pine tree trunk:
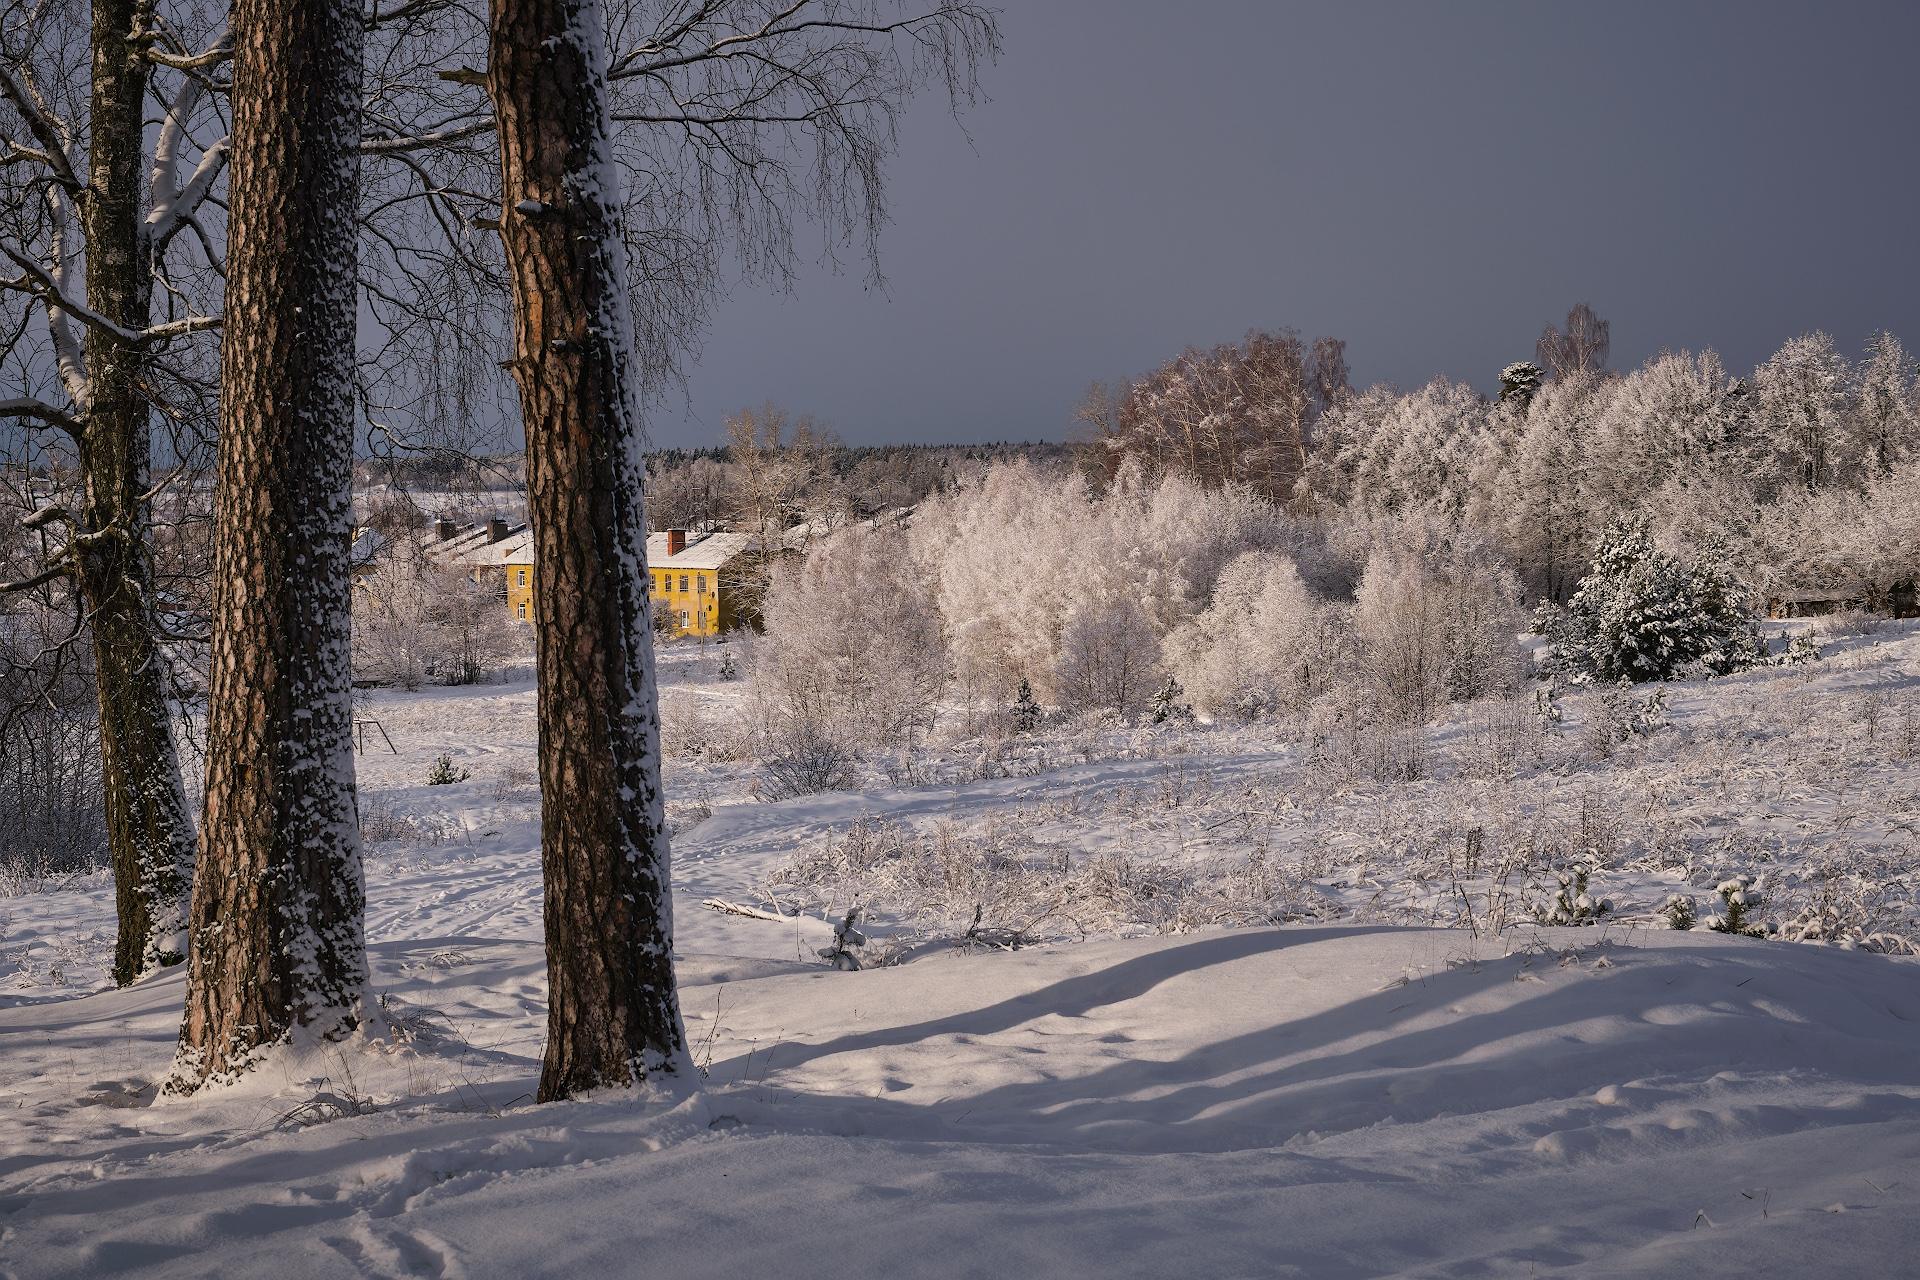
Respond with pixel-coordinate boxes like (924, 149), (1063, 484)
(171, 0), (368, 1090)
(488, 0), (690, 1101)
(79, 0), (197, 986)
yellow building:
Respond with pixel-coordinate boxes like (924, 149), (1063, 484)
(495, 528), (757, 637)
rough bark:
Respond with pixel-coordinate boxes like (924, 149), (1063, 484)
(78, 0), (197, 986)
(171, 0), (368, 1090)
(488, 0), (690, 1100)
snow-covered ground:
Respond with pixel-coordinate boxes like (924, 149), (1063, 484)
(6, 628), (1920, 1277)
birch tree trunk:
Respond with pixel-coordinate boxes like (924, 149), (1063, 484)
(488, 0), (690, 1101)
(171, 0), (368, 1090)
(79, 0), (198, 986)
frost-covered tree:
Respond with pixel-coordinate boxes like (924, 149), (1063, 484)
(1750, 333), (1855, 494)
(353, 551), (518, 688)
(1853, 331), (1919, 476)
(173, 0), (368, 1091)
(911, 459), (1097, 702)
(914, 461), (1289, 708)
(1298, 382), (1399, 510)
(1080, 328), (1348, 500)
(353, 556), (439, 690)
(1586, 350), (1739, 516)
(1481, 373), (1600, 602)
(1351, 523), (1527, 723)
(1751, 460), (1920, 607)
(1305, 379), (1494, 516)
(1055, 590), (1162, 716)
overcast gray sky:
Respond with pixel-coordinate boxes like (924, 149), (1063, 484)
(647, 0), (1920, 449)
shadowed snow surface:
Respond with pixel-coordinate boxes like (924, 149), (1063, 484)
(8, 928), (1920, 1277)
(6, 641), (1920, 1276)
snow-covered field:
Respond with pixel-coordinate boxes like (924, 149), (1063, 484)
(6, 628), (1920, 1278)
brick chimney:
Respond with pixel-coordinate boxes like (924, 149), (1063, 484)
(666, 528), (687, 556)
(487, 517), (507, 543)
(434, 518), (456, 541)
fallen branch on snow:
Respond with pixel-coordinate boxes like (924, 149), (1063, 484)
(699, 898), (792, 924)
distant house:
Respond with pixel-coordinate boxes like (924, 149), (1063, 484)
(349, 516), (527, 587)
(430, 517), (525, 585)
(439, 519), (529, 599)
(498, 527), (762, 636)
(1766, 581), (1919, 620)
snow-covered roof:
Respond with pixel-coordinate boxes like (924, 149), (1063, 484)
(349, 527), (390, 568)
(647, 530), (754, 571)
(427, 525), (500, 561)
(451, 527), (533, 567)
(779, 506), (915, 547)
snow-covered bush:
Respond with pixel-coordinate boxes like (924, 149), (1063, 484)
(660, 695), (746, 762)
(1304, 682), (1429, 784)
(491, 764), (538, 801)
(768, 812), (1327, 946)
(1772, 855), (1920, 954)
(1534, 862), (1612, 926)
(1582, 682), (1670, 760)
(1010, 677), (1041, 732)
(1149, 675), (1192, 724)
(1708, 875), (1767, 938)
(1661, 894), (1698, 930)
(755, 714), (858, 799)
(1776, 633), (1822, 667)
(1815, 610), (1883, 639)
(816, 906), (868, 970)
(1455, 694), (1547, 781)
(1544, 521), (1765, 683)
(425, 754), (470, 786)
(1164, 550), (1323, 722)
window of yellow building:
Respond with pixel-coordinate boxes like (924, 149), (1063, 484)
(678, 574), (689, 592)
(516, 568), (527, 586)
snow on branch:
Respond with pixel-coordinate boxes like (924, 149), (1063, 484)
(359, 119), (496, 156)
(147, 74), (230, 244)
(0, 396), (82, 435)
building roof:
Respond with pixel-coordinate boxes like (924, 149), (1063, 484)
(647, 530), (754, 571)
(488, 528), (759, 572)
(452, 527), (533, 567)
